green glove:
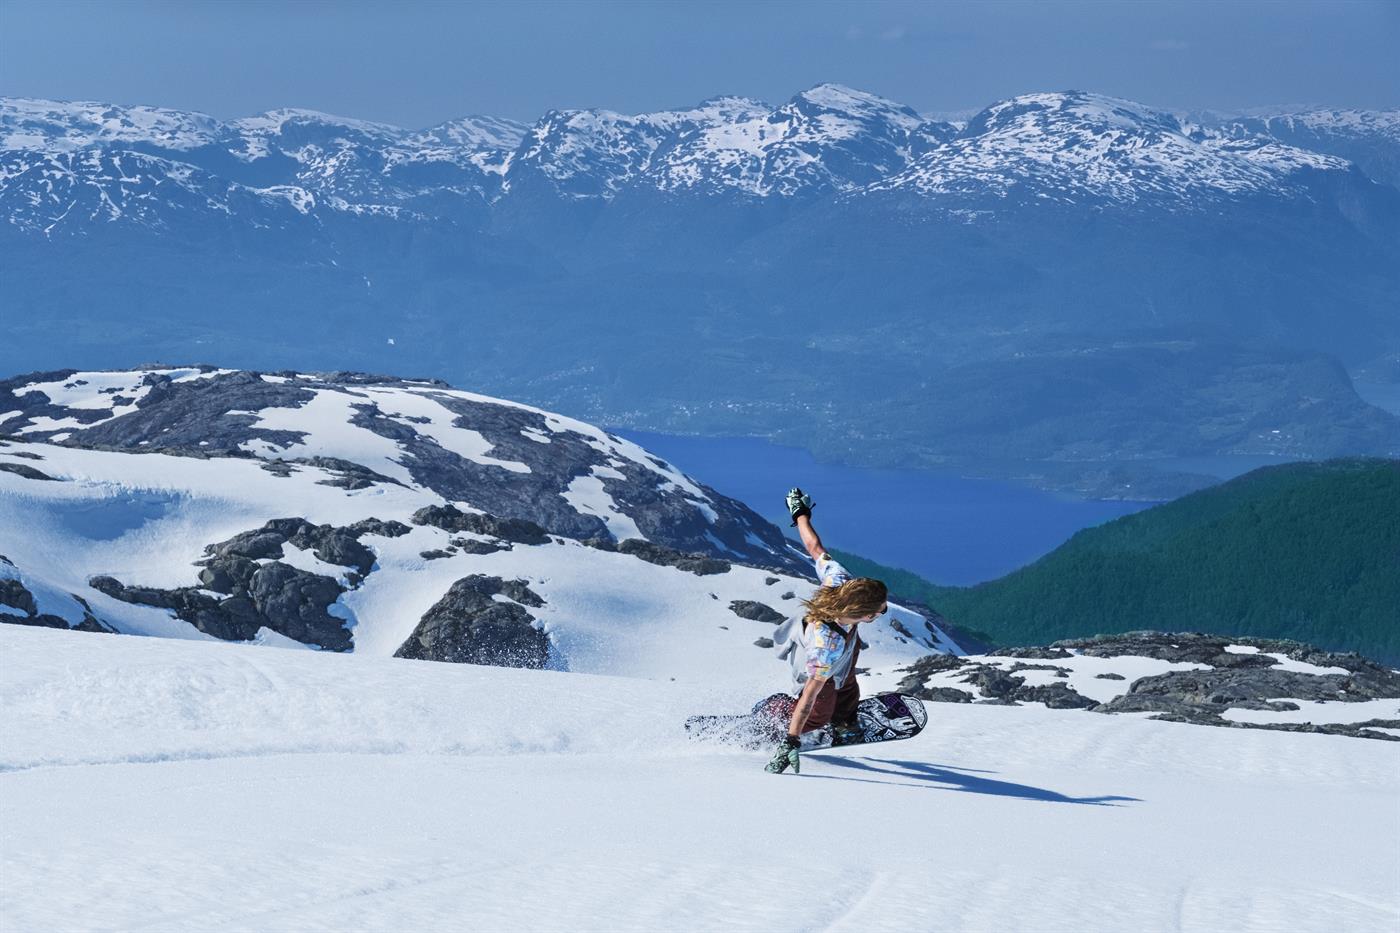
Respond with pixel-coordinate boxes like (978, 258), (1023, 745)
(785, 487), (814, 527)
(764, 735), (801, 774)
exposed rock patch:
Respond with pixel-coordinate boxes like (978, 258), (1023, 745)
(1, 368), (808, 573)
(0, 578), (115, 633)
(899, 631), (1400, 740)
(989, 646), (1073, 660)
(411, 504), (550, 546)
(394, 575), (550, 667)
(80, 516), (409, 650)
(728, 600), (785, 624)
(618, 539), (730, 576)
(0, 462), (60, 481)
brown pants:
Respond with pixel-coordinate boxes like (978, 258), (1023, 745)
(805, 676), (861, 731)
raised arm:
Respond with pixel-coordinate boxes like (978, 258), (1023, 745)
(794, 512), (828, 562)
(786, 487), (829, 561)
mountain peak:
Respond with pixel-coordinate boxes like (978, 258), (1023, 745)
(970, 90), (1183, 137)
(231, 108), (408, 139)
(792, 83), (923, 128)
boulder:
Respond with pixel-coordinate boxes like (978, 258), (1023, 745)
(618, 539), (730, 576)
(728, 600), (785, 624)
(411, 504), (550, 546)
(394, 575), (550, 668)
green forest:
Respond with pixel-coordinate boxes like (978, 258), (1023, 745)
(835, 458), (1400, 664)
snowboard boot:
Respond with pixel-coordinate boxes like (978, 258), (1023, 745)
(831, 720), (864, 746)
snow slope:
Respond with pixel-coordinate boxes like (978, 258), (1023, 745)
(0, 367), (961, 673)
(3, 624), (1396, 932)
(868, 91), (1353, 208)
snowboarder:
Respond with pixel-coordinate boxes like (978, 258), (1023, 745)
(765, 487), (888, 774)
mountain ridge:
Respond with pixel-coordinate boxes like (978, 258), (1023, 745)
(5, 86), (1399, 498)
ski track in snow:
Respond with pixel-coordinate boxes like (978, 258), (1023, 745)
(2, 626), (1397, 933)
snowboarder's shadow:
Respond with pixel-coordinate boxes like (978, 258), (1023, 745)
(804, 755), (1140, 806)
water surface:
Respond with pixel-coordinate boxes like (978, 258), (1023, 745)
(615, 431), (1154, 586)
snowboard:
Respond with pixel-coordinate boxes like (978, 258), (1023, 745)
(685, 691), (927, 751)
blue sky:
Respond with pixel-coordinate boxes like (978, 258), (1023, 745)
(2, 0), (1397, 127)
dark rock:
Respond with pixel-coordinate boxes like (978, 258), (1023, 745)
(299, 529), (375, 575)
(246, 563), (350, 650)
(895, 654), (967, 698)
(1116, 666), (1400, 706)
(92, 550), (353, 650)
(1047, 631), (1346, 671)
(300, 456), (403, 490)
(780, 591), (796, 600)
(617, 539), (730, 576)
(961, 666), (1026, 700)
(452, 537), (512, 555)
(394, 575), (550, 667)
(1095, 672), (1127, 680)
(260, 460), (295, 477)
(989, 646), (1073, 660)
(0, 575), (116, 634)
(1018, 683), (1097, 709)
(753, 637), (775, 648)
(412, 504), (550, 546)
(346, 518), (412, 539)
(728, 600), (785, 624)
(0, 462), (60, 481)
(764, 577), (779, 585)
(889, 618), (916, 642)
(197, 556), (258, 594)
(1007, 662), (1073, 677)
(582, 537), (617, 551)
(420, 549), (452, 561)
(1, 579), (38, 615)
(917, 687), (977, 703)
(211, 530), (286, 561)
(2, 450), (44, 460)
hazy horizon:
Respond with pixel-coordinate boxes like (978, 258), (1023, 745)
(2, 0), (1396, 130)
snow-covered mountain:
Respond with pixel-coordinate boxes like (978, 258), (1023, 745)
(866, 91), (1355, 208)
(4, 87), (1399, 500)
(0, 366), (966, 671)
(503, 96), (772, 200)
(647, 85), (942, 198)
(1194, 106), (1400, 189)
(7, 86), (1390, 230)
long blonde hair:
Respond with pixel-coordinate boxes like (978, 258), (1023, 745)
(802, 577), (888, 625)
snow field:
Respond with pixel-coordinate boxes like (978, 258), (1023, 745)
(0, 438), (942, 683)
(3, 625), (1397, 933)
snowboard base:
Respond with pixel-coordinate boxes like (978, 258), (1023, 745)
(685, 692), (927, 751)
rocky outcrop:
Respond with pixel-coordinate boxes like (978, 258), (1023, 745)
(989, 646), (1072, 660)
(411, 504), (550, 546)
(92, 566), (350, 649)
(899, 631), (1400, 740)
(1052, 631), (1366, 672)
(0, 462), (60, 481)
(616, 539), (730, 576)
(728, 600), (784, 624)
(394, 575), (550, 667)
(83, 516), (409, 650)
(0, 369), (809, 573)
(0, 575), (114, 633)
(206, 517), (396, 576)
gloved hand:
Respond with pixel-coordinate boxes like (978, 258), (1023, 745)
(764, 735), (802, 774)
(785, 487), (814, 526)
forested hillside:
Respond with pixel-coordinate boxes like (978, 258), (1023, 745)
(835, 459), (1400, 663)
